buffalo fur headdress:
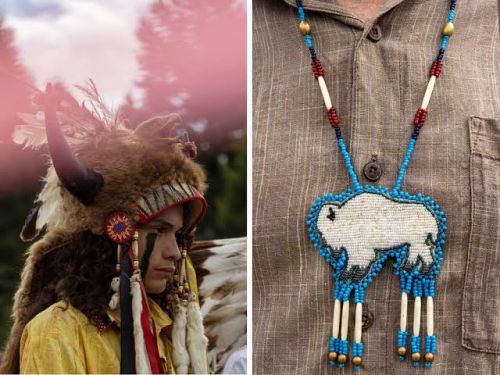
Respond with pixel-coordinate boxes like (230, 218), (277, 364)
(1, 81), (209, 374)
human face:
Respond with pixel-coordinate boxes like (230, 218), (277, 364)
(138, 205), (183, 294)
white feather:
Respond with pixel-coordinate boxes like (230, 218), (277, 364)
(190, 237), (247, 373)
(12, 81), (129, 153)
(12, 122), (47, 149)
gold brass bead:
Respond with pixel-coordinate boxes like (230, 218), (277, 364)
(299, 20), (311, 35)
(425, 353), (435, 362)
(412, 352), (421, 361)
(398, 347), (407, 356)
(443, 22), (454, 36)
(328, 352), (338, 361)
(352, 356), (362, 366)
(337, 354), (347, 364)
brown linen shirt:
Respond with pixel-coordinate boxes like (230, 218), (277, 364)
(252, 0), (500, 374)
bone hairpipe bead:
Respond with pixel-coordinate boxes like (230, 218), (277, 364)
(354, 302), (362, 343)
(340, 300), (350, 340)
(427, 296), (434, 336)
(421, 76), (436, 110)
(400, 292), (408, 332)
(317, 76), (333, 110)
(413, 296), (421, 336)
(332, 299), (341, 338)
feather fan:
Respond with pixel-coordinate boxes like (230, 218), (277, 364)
(189, 237), (247, 373)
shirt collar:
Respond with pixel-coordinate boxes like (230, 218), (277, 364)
(105, 296), (173, 333)
(148, 297), (173, 332)
(281, 0), (415, 30)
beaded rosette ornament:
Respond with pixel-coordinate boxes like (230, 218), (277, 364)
(296, 0), (457, 371)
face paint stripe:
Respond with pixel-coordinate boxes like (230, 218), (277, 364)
(141, 233), (157, 280)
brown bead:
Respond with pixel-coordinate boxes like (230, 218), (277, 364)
(443, 22), (454, 36)
(299, 21), (311, 35)
(425, 353), (435, 362)
(337, 354), (347, 364)
(352, 356), (362, 366)
(412, 352), (421, 361)
(328, 352), (337, 361)
(398, 347), (407, 356)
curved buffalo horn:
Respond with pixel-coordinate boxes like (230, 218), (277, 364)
(44, 83), (104, 205)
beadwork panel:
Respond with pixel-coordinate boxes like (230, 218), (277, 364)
(253, 0), (500, 374)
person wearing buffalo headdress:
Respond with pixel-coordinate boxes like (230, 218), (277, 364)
(0, 83), (210, 374)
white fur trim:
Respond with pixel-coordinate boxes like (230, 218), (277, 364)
(108, 293), (119, 311)
(111, 276), (120, 292)
(108, 276), (120, 310)
(131, 273), (152, 374)
(187, 294), (209, 374)
(173, 301), (190, 374)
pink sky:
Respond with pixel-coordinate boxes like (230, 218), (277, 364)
(2, 0), (246, 123)
(0, 0), (246, 194)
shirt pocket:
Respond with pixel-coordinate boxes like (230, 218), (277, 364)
(462, 116), (500, 354)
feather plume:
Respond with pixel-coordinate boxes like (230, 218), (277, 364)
(12, 80), (127, 150)
(189, 237), (247, 373)
(12, 113), (48, 149)
(74, 79), (120, 127)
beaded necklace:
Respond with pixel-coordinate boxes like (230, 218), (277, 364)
(296, 0), (456, 371)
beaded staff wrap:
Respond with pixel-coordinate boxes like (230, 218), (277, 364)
(296, 0), (456, 371)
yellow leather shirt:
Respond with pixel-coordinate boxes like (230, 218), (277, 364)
(20, 298), (174, 374)
(20, 259), (199, 374)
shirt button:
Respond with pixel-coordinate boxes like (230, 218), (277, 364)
(368, 24), (382, 42)
(362, 309), (374, 330)
(363, 155), (383, 182)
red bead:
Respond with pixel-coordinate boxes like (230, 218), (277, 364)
(414, 108), (428, 126)
(429, 61), (443, 78)
(311, 59), (325, 79)
(92, 314), (111, 333)
(327, 108), (340, 127)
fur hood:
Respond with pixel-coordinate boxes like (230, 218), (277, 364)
(14, 83), (206, 239)
(0, 82), (207, 373)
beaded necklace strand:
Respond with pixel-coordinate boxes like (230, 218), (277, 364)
(295, 0), (457, 371)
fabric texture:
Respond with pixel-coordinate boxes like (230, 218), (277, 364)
(20, 299), (173, 374)
(252, 0), (500, 374)
(19, 258), (199, 374)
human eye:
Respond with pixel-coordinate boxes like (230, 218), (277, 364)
(149, 226), (169, 235)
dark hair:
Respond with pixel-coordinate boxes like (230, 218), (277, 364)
(0, 231), (118, 373)
(26, 230), (116, 322)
